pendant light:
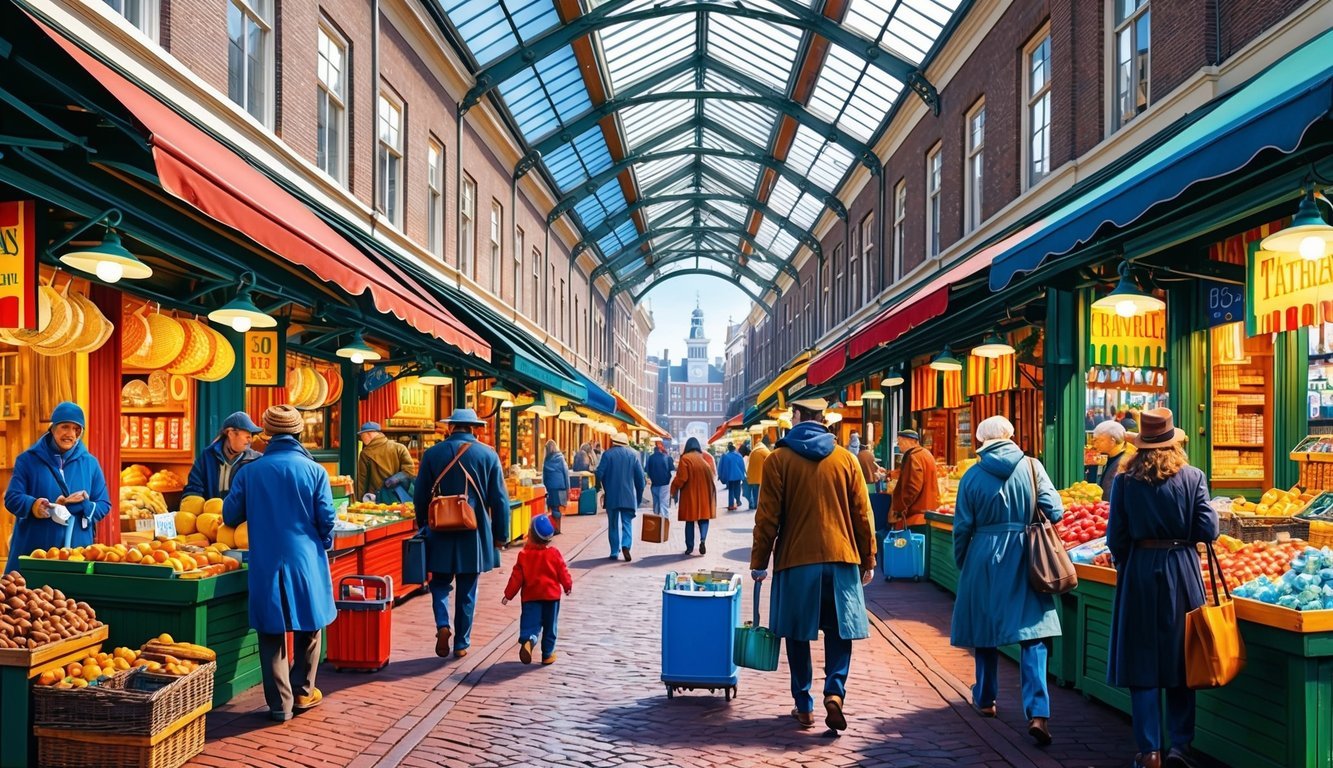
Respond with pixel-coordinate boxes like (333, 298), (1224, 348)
(480, 384), (515, 400)
(880, 368), (905, 389)
(59, 229), (154, 283)
(1091, 261), (1165, 318)
(335, 330), (381, 365)
(860, 389), (885, 401)
(417, 365), (453, 386)
(1261, 188), (1333, 261)
(972, 330), (1016, 358)
(929, 346), (963, 372)
(208, 289), (276, 334)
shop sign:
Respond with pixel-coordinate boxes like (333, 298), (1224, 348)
(1088, 307), (1166, 367)
(1201, 280), (1245, 328)
(244, 329), (285, 387)
(393, 376), (433, 420)
(1247, 242), (1333, 335)
(0, 201), (37, 330)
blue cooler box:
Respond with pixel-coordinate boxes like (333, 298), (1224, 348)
(882, 529), (926, 582)
(577, 490), (599, 516)
(661, 575), (741, 696)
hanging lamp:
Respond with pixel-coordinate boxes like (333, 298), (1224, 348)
(880, 368), (905, 388)
(335, 330), (381, 365)
(972, 330), (1016, 358)
(1261, 188), (1333, 261)
(417, 365), (452, 386)
(1091, 261), (1165, 318)
(208, 289), (277, 334)
(929, 346), (963, 372)
(55, 210), (153, 283)
(480, 384), (515, 400)
(860, 389), (885, 401)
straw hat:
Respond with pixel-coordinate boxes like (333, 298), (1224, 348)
(68, 292), (112, 355)
(33, 288), (96, 357)
(121, 307), (152, 361)
(297, 367), (329, 410)
(11, 286), (73, 348)
(126, 313), (184, 369)
(195, 326), (235, 382)
(322, 365), (343, 406)
(165, 318), (217, 375)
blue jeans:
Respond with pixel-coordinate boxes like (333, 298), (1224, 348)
(726, 481), (743, 508)
(785, 569), (853, 713)
(650, 485), (670, 516)
(607, 507), (636, 555)
(429, 572), (480, 650)
(1130, 686), (1195, 753)
(519, 599), (561, 659)
(973, 640), (1050, 719)
(684, 520), (710, 550)
(745, 483), (759, 508)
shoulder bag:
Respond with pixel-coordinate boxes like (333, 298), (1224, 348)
(1024, 458), (1078, 594)
(1185, 540), (1246, 688)
(428, 443), (482, 533)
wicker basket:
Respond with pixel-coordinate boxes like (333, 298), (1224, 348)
(36, 709), (206, 768)
(1308, 520), (1333, 549)
(1220, 514), (1311, 544)
(32, 662), (215, 736)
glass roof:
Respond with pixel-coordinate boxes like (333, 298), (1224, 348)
(442, 0), (965, 297)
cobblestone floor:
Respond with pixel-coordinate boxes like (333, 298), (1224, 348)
(187, 494), (1219, 768)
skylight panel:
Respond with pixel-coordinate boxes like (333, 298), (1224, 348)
(597, 221), (640, 256)
(635, 156), (694, 189)
(700, 128), (745, 153)
(806, 140), (854, 192)
(543, 127), (614, 191)
(701, 69), (762, 97)
(497, 46), (592, 138)
(703, 100), (775, 148)
(703, 200), (748, 226)
(620, 99), (694, 148)
(601, 14), (696, 92)
(440, 0), (519, 66)
(707, 15), (800, 93)
(572, 180), (628, 231)
(707, 156), (762, 190)
(809, 45), (903, 143)
(785, 126), (823, 179)
(639, 68), (698, 98)
(788, 192), (824, 230)
(767, 177), (801, 219)
(646, 131), (697, 155)
(698, 171), (739, 197)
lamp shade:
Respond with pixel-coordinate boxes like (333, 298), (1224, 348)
(1261, 189), (1333, 261)
(1090, 262), (1165, 317)
(973, 331), (1016, 358)
(881, 369), (905, 388)
(845, 398), (864, 407)
(59, 230), (154, 283)
(208, 290), (277, 333)
(335, 330), (381, 364)
(480, 385), (515, 400)
(929, 346), (964, 371)
(417, 366), (452, 386)
(860, 389), (885, 401)
(557, 408), (580, 422)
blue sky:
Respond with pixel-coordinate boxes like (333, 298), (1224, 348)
(641, 276), (751, 363)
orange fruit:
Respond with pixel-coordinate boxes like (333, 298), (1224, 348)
(151, 550), (168, 564)
(38, 670), (58, 686)
(157, 633), (174, 644)
(126, 549), (143, 564)
(70, 678), (88, 688)
(113, 658), (130, 671)
(30, 549), (46, 559)
(46, 547), (60, 559)
(65, 663), (82, 679)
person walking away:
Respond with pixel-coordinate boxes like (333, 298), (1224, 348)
(670, 438), (717, 555)
(646, 440), (675, 517)
(750, 397), (875, 733)
(183, 411), (263, 499)
(858, 444), (887, 496)
(4, 403), (111, 573)
(745, 436), (770, 510)
(950, 415), (1063, 746)
(718, 443), (746, 510)
(572, 443), (593, 473)
(891, 429), (937, 536)
(595, 432), (645, 562)
(848, 431), (862, 455)
(1106, 409), (1217, 768)
(541, 440), (570, 535)
(1091, 420), (1129, 502)
(413, 409), (512, 659)
(356, 422), (417, 502)
(501, 514), (572, 665)
(222, 405), (336, 721)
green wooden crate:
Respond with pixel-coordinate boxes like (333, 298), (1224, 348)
(1073, 578), (1132, 715)
(926, 515), (959, 595)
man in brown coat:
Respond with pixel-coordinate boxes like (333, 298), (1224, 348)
(356, 422), (417, 501)
(891, 429), (937, 534)
(751, 398), (875, 734)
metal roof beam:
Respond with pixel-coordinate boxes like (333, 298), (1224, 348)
(614, 251), (780, 293)
(594, 225), (797, 278)
(621, 269), (775, 314)
(587, 192), (818, 254)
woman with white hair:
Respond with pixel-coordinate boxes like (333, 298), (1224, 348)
(950, 415), (1064, 746)
(1091, 420), (1129, 501)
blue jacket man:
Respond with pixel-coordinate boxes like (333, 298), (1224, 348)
(718, 443), (747, 510)
(414, 409), (511, 658)
(645, 442), (675, 516)
(183, 411), (263, 499)
(595, 433), (645, 561)
(222, 405), (336, 721)
(4, 402), (110, 573)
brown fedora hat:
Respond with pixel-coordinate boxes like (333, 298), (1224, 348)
(1127, 407), (1186, 449)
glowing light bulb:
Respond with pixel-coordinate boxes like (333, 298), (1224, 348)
(351, 353), (364, 365)
(500, 400), (514, 409)
(1115, 299), (1138, 318)
(94, 260), (124, 283)
(1300, 235), (1325, 261)
(230, 316), (253, 333)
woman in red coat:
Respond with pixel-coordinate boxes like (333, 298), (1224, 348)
(670, 438), (718, 555)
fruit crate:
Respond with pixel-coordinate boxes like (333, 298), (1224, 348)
(0, 626), (108, 768)
(1219, 514), (1311, 543)
(925, 513), (957, 594)
(32, 662), (215, 736)
(34, 707), (205, 768)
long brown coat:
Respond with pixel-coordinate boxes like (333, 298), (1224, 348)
(750, 443), (875, 574)
(891, 445), (938, 528)
(669, 451), (717, 523)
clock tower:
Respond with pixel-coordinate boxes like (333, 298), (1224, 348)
(686, 302), (709, 383)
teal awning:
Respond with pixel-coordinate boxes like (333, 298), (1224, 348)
(573, 371), (617, 415)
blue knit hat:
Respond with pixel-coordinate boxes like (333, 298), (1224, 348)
(49, 402), (85, 429)
(530, 514), (555, 542)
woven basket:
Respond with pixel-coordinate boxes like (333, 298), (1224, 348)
(122, 307), (152, 361)
(127, 314), (185, 370)
(1220, 514), (1311, 544)
(32, 662), (215, 736)
(11, 286), (73, 347)
(51, 291), (112, 356)
(36, 707), (206, 768)
(297, 367), (329, 410)
(165, 319), (216, 376)
(195, 328), (235, 382)
(323, 365), (343, 406)
(32, 286), (87, 355)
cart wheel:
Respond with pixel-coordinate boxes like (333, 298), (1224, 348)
(912, 576), (921, 583)
(666, 686), (674, 699)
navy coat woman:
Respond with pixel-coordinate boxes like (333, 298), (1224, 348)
(4, 403), (110, 573)
(542, 441), (570, 528)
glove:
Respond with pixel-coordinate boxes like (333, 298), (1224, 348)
(751, 569), (768, 582)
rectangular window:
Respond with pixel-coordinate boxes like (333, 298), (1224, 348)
(1025, 31), (1053, 188)
(376, 94), (403, 226)
(965, 101), (985, 233)
(316, 26), (348, 184)
(926, 145), (942, 259)
(821, 258), (831, 332)
(1114, 0), (1151, 130)
(490, 201), (503, 294)
(893, 180), (906, 281)
(531, 247), (540, 319)
(515, 228), (525, 312)
(460, 176), (476, 275)
(105, 0), (157, 38)
(227, 0), (272, 125)
(860, 214), (875, 302)
(426, 140), (444, 255)
(560, 279), (567, 338)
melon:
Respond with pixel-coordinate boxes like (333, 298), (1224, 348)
(234, 522), (249, 549)
(217, 524), (237, 549)
(195, 513), (222, 542)
(179, 496), (205, 515)
(174, 511), (197, 535)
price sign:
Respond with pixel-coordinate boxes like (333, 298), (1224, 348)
(1201, 280), (1245, 328)
(245, 329), (286, 387)
(153, 512), (178, 539)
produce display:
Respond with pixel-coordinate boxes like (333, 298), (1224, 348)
(1056, 501), (1109, 548)
(119, 485), (168, 521)
(340, 501), (414, 527)
(179, 495), (245, 548)
(24, 540), (241, 577)
(1228, 486), (1316, 517)
(120, 464), (184, 492)
(33, 634), (217, 687)
(1234, 546), (1333, 611)
(0, 571), (102, 649)
(1211, 536), (1306, 591)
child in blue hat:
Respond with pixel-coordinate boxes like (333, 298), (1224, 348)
(501, 514), (572, 664)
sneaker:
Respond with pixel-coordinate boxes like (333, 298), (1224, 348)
(700, 541), (707, 555)
(823, 695), (847, 732)
(294, 688), (323, 711)
(790, 708), (815, 729)
(435, 627), (451, 658)
(622, 547), (632, 562)
(541, 654), (557, 665)
(519, 640), (533, 665)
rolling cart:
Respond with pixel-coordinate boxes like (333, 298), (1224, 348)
(661, 573), (742, 700)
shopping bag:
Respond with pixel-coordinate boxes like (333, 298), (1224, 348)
(1186, 541), (1246, 689)
(734, 581), (780, 672)
(641, 513), (670, 543)
(1024, 459), (1078, 594)
(402, 532), (428, 585)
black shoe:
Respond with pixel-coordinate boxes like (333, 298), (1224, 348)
(622, 547), (632, 562)
(269, 710), (292, 722)
(1165, 747), (1198, 768)
(684, 548), (694, 556)
(700, 541), (707, 555)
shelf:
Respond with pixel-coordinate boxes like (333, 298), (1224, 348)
(121, 406), (188, 414)
(121, 449), (194, 464)
(1213, 388), (1265, 395)
(1212, 442), (1265, 449)
(1309, 352), (1333, 362)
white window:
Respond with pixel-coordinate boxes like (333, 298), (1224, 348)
(926, 145), (942, 259)
(821, 258), (831, 332)
(1114, 0), (1151, 130)
(316, 26), (348, 184)
(965, 101), (985, 233)
(834, 244), (845, 321)
(893, 180), (906, 282)
(1025, 31), (1053, 188)
(227, 0), (273, 125)
(860, 213), (875, 302)
(490, 201), (503, 294)
(531, 248), (541, 319)
(104, 0), (157, 38)
(426, 140), (444, 255)
(376, 94), (403, 226)
(460, 177), (476, 276)
(515, 227), (525, 311)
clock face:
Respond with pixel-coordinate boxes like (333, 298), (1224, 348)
(690, 365), (703, 378)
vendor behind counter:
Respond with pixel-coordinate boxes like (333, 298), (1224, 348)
(183, 411), (264, 499)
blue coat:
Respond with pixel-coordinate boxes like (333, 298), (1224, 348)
(183, 438), (261, 498)
(413, 433), (511, 574)
(542, 451), (570, 510)
(572, 451), (591, 472)
(595, 445), (645, 512)
(1106, 465), (1217, 688)
(646, 450), (674, 486)
(717, 450), (746, 483)
(221, 435), (336, 635)
(4, 434), (111, 573)
(950, 440), (1064, 649)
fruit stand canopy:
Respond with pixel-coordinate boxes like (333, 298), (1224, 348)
(439, 0), (966, 300)
(611, 388), (671, 438)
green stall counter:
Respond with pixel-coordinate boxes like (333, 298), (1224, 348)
(1071, 564), (1132, 715)
(926, 513), (959, 594)
(0, 627), (108, 768)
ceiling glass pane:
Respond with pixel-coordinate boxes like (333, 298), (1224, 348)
(635, 156), (693, 189)
(496, 46), (593, 138)
(543, 126), (614, 191)
(602, 14), (696, 92)
(620, 99), (694, 148)
(441, 0), (559, 66)
(707, 15), (800, 93)
(573, 179), (628, 231)
(703, 99), (775, 148)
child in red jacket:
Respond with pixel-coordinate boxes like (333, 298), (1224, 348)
(502, 514), (572, 665)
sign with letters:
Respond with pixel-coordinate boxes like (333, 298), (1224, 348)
(1247, 241), (1333, 335)
(393, 376), (433, 420)
(1201, 280), (1245, 328)
(1088, 306), (1167, 368)
(244, 328), (286, 387)
(0, 201), (37, 330)
(153, 512), (178, 539)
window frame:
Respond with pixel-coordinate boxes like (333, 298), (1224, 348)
(426, 138), (444, 256)
(1023, 28), (1053, 190)
(531, 247), (541, 319)
(892, 180), (906, 283)
(375, 92), (405, 228)
(460, 175), (477, 276)
(490, 200), (503, 294)
(515, 227), (526, 312)
(104, 0), (159, 39)
(965, 99), (985, 233)
(925, 143), (942, 260)
(226, 0), (274, 126)
(316, 23), (349, 185)
(1112, 0), (1151, 131)
(860, 213), (875, 303)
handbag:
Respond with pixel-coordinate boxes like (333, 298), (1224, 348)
(427, 443), (482, 532)
(1186, 541), (1246, 689)
(641, 513), (669, 543)
(1024, 458), (1079, 594)
(402, 532), (428, 585)
(734, 581), (780, 671)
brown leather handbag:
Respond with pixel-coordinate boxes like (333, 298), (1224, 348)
(428, 443), (482, 533)
(1024, 458), (1079, 594)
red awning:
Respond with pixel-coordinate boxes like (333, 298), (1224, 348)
(707, 415), (743, 445)
(44, 27), (490, 361)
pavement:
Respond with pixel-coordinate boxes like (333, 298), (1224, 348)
(186, 492), (1209, 768)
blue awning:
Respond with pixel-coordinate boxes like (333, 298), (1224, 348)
(990, 29), (1333, 291)
(574, 371), (617, 415)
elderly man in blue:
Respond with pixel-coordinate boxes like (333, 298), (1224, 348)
(595, 432), (646, 562)
(4, 402), (110, 573)
(414, 409), (512, 660)
(223, 404), (337, 722)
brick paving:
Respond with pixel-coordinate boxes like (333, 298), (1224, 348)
(187, 494), (1217, 767)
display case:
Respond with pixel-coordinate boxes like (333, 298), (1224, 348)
(1308, 322), (1333, 435)
(1210, 323), (1272, 490)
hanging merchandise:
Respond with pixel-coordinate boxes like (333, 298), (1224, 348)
(164, 318), (217, 376)
(322, 363), (344, 406)
(121, 304), (152, 360)
(1088, 306), (1166, 367)
(125, 309), (184, 369)
(195, 325), (236, 382)
(0, 284), (71, 348)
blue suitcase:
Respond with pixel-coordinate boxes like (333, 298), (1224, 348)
(578, 489), (599, 516)
(882, 529), (925, 582)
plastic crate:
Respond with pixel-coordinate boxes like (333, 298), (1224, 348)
(661, 575), (741, 689)
(326, 576), (393, 671)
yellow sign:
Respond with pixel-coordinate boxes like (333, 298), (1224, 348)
(0, 201), (37, 330)
(393, 377), (433, 420)
(1088, 307), (1166, 367)
(244, 330), (283, 386)
(1247, 244), (1333, 335)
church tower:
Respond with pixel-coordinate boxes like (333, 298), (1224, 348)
(686, 301), (709, 383)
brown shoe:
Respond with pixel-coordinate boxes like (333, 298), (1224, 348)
(622, 546), (632, 562)
(790, 708), (815, 729)
(823, 695), (847, 731)
(1134, 752), (1163, 768)
(435, 627), (451, 658)
(1028, 717), (1051, 746)
(976, 704), (997, 718)
(454, 648), (469, 659)
(519, 640), (533, 665)
(541, 654), (557, 665)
